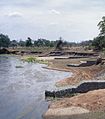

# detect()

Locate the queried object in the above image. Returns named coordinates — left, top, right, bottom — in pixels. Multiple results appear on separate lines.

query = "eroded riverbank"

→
left=42, top=56, right=105, bottom=119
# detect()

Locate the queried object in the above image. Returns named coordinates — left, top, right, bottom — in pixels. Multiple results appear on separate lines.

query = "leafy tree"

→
left=98, top=16, right=105, bottom=36
left=80, top=40, right=92, bottom=47
left=92, top=36, right=105, bottom=51
left=10, top=40, right=18, bottom=48
left=50, top=41, right=55, bottom=47
left=55, top=37, right=63, bottom=50
left=18, top=40, right=26, bottom=47
left=34, top=38, right=51, bottom=47
left=92, top=16, right=105, bottom=51
left=36, top=39, right=44, bottom=46
left=44, top=39, right=50, bottom=47
left=0, top=34, right=10, bottom=48
left=26, top=37, right=33, bottom=47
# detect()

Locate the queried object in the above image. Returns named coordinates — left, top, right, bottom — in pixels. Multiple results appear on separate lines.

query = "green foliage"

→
left=0, top=34, right=10, bottom=48
left=24, top=57, right=36, bottom=62
left=34, top=38, right=55, bottom=47
left=10, top=40, right=18, bottom=47
left=80, top=40, right=92, bottom=47
left=18, top=40, right=26, bottom=47
left=98, top=16, right=105, bottom=36
left=92, top=36, right=105, bottom=51
left=0, top=33, right=86, bottom=49
left=23, top=57, right=48, bottom=64
left=92, top=16, right=105, bottom=51
left=26, top=37, right=33, bottom=47
left=55, top=37, right=63, bottom=50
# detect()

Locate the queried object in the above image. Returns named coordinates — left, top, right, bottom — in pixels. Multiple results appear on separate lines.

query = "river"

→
left=0, top=56, right=71, bottom=119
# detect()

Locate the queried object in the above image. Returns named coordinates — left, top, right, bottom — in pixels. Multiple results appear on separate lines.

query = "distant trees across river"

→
left=0, top=16, right=105, bottom=51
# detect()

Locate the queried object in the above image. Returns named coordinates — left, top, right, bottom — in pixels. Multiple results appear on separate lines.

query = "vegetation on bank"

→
left=22, top=56, right=49, bottom=64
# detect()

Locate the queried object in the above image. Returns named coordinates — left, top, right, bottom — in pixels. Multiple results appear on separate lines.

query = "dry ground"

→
left=50, top=89, right=105, bottom=111
left=44, top=89, right=105, bottom=119
left=44, top=57, right=105, bottom=119
left=48, top=58, right=105, bottom=86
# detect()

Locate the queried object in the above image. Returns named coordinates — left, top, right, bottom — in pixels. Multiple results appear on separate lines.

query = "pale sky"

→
left=0, top=0, right=105, bottom=42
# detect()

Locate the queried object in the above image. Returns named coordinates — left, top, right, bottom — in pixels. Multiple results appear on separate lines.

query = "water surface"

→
left=0, top=56, right=71, bottom=119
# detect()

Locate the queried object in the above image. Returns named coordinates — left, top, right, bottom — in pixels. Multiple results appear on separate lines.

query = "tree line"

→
left=0, top=35, right=77, bottom=48
left=0, top=16, right=105, bottom=51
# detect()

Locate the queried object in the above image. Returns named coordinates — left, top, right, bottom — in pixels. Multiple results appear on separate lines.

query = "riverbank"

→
left=3, top=51, right=105, bottom=118
left=42, top=57, right=105, bottom=119
left=21, top=55, right=105, bottom=87
left=44, top=89, right=105, bottom=119
left=47, top=58, right=105, bottom=86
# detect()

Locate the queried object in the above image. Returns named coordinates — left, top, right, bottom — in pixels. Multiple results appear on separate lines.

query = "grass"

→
left=22, top=56, right=49, bottom=64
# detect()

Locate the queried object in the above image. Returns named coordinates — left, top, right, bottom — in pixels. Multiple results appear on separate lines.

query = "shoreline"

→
left=47, top=62, right=105, bottom=86
left=3, top=54, right=105, bottom=118
left=42, top=57, right=105, bottom=119
left=20, top=54, right=105, bottom=86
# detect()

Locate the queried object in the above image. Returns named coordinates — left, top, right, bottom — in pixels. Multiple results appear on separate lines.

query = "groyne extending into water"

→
left=45, top=81, right=105, bottom=98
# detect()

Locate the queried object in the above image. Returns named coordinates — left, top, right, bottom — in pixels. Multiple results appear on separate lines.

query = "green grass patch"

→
left=22, top=56, right=48, bottom=64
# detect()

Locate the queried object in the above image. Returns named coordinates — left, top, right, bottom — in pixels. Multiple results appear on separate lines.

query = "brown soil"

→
left=44, top=58, right=105, bottom=118
left=48, top=58, right=105, bottom=86
left=49, top=89, right=105, bottom=112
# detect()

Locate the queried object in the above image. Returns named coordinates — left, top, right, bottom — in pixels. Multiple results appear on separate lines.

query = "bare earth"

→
left=49, top=89, right=105, bottom=111
left=43, top=57, right=105, bottom=119
left=44, top=106, right=89, bottom=119
left=47, top=58, right=105, bottom=86
left=44, top=89, right=105, bottom=119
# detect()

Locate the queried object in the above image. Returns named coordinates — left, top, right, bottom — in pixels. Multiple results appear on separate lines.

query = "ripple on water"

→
left=0, top=56, right=71, bottom=119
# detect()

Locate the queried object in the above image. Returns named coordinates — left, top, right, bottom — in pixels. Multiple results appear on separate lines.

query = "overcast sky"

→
left=0, top=0, right=105, bottom=42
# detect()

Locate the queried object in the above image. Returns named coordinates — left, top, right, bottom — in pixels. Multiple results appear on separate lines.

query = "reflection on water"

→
left=0, top=56, right=71, bottom=119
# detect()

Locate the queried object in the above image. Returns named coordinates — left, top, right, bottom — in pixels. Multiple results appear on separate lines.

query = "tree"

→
left=92, top=16, right=105, bottom=51
left=34, top=39, right=42, bottom=47
left=26, top=37, right=33, bottom=47
left=0, top=34, right=10, bottom=48
left=44, top=39, right=51, bottom=47
left=50, top=41, right=55, bottom=47
left=18, top=40, right=26, bottom=47
left=55, top=37, right=63, bottom=50
left=98, top=16, right=105, bottom=36
left=92, top=36, right=105, bottom=51
left=34, top=38, right=51, bottom=47
left=10, top=40, right=18, bottom=48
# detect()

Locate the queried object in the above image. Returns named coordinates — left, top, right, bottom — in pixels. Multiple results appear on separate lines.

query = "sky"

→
left=0, top=0, right=105, bottom=42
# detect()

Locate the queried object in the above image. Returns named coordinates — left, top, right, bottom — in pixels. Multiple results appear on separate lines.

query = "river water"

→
left=0, top=56, right=71, bottom=119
